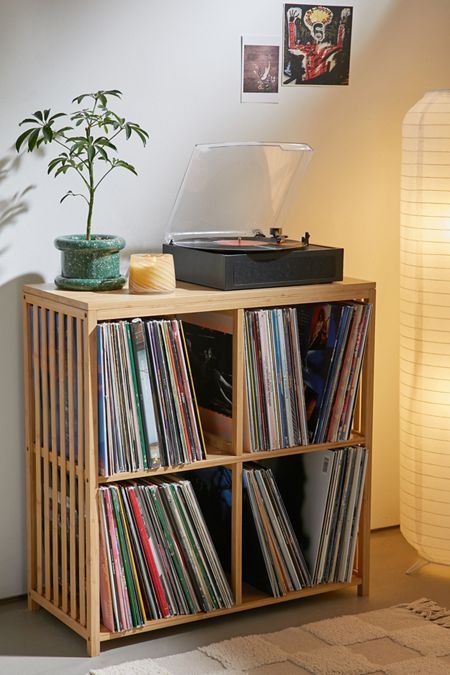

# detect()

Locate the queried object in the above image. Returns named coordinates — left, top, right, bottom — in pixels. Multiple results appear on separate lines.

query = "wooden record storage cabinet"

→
left=22, top=278, right=375, bottom=656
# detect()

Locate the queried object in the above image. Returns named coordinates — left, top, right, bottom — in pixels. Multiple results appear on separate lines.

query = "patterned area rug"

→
left=90, top=598, right=450, bottom=675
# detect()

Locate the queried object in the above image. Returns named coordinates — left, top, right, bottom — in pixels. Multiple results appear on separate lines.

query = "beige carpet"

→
left=90, top=598, right=450, bottom=675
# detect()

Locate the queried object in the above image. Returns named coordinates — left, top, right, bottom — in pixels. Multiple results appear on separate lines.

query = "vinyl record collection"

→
left=99, top=476, right=234, bottom=632
left=243, top=303, right=372, bottom=451
left=299, top=445, right=368, bottom=585
left=189, top=452, right=367, bottom=600
left=243, top=464, right=311, bottom=597
left=95, top=300, right=371, bottom=614
left=297, top=302, right=372, bottom=444
left=244, top=308, right=308, bottom=451
left=97, top=318, right=205, bottom=476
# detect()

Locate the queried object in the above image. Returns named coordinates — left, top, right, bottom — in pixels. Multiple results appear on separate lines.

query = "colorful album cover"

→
left=297, top=303, right=343, bottom=441
left=283, top=4, right=353, bottom=86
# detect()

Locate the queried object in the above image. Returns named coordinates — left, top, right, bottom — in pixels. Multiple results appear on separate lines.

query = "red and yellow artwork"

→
left=283, top=4, right=353, bottom=86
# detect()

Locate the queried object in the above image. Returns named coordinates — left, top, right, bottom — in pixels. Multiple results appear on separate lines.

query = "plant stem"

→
left=86, top=144, right=95, bottom=240
left=94, top=165, right=115, bottom=191
left=85, top=100, right=97, bottom=240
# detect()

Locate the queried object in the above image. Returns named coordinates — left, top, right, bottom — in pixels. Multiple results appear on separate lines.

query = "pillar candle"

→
left=128, top=253, right=176, bottom=294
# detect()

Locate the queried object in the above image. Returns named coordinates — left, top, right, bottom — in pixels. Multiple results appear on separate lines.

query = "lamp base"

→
left=405, top=557, right=429, bottom=576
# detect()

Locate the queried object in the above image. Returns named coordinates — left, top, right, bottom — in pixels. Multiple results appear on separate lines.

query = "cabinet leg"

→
left=87, top=635, right=100, bottom=657
left=358, top=577, right=370, bottom=597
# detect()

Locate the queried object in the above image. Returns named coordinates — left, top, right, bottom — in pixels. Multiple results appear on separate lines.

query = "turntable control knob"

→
left=302, top=231, right=311, bottom=246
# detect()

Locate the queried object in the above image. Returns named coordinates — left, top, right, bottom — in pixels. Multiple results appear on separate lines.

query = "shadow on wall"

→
left=0, top=151, right=35, bottom=268
left=0, top=273, right=44, bottom=599
left=0, top=152, right=42, bottom=597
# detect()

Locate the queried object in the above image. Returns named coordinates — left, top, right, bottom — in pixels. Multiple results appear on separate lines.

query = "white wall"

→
left=1, top=0, right=449, bottom=598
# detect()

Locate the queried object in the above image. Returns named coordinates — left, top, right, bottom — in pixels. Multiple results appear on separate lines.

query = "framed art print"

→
left=283, top=4, right=353, bottom=86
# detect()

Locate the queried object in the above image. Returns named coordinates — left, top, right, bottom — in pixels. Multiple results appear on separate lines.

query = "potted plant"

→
left=15, top=89, right=149, bottom=290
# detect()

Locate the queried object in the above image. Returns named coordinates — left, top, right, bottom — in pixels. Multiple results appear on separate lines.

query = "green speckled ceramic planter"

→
left=54, top=234, right=126, bottom=291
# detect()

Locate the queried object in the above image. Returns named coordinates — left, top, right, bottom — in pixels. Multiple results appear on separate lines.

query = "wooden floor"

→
left=1, top=528, right=450, bottom=674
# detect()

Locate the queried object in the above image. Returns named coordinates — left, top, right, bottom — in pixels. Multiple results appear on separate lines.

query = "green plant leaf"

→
left=72, top=93, right=93, bottom=104
left=42, top=125, right=53, bottom=142
left=15, top=128, right=35, bottom=152
left=87, top=145, right=95, bottom=162
left=60, top=190, right=88, bottom=204
left=95, top=138, right=117, bottom=151
left=60, top=190, right=74, bottom=203
left=69, top=135, right=89, bottom=143
left=129, top=122, right=149, bottom=136
left=69, top=139, right=89, bottom=156
left=115, top=160, right=137, bottom=175
left=53, top=126, right=73, bottom=139
left=109, top=111, right=125, bottom=127
left=128, top=123, right=150, bottom=144
left=19, top=117, right=40, bottom=126
left=27, top=128, right=40, bottom=151
left=33, top=110, right=44, bottom=121
left=70, top=146, right=86, bottom=158
left=96, top=146, right=109, bottom=161
left=130, top=126, right=149, bottom=146
left=48, top=157, right=65, bottom=174
left=104, top=89, right=122, bottom=98
left=55, top=165, right=71, bottom=177
left=48, top=112, right=67, bottom=123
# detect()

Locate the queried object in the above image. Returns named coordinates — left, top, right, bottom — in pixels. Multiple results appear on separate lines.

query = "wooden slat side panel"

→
left=32, top=305, right=43, bottom=596
left=68, top=316, right=77, bottom=620
left=40, top=308, right=51, bottom=601
left=77, top=317, right=86, bottom=626
left=48, top=310, right=59, bottom=608
left=59, top=313, right=68, bottom=613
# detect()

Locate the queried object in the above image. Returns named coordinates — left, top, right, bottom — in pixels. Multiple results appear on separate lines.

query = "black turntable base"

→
left=162, top=241, right=344, bottom=291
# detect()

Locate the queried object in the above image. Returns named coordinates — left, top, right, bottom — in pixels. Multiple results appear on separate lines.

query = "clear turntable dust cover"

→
left=165, top=142, right=313, bottom=249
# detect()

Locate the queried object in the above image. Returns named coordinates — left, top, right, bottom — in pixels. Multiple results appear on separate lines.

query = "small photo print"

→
left=241, top=35, right=280, bottom=103
left=283, top=4, right=353, bottom=86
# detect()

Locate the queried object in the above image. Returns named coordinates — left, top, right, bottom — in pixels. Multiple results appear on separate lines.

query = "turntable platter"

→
left=174, top=236, right=307, bottom=253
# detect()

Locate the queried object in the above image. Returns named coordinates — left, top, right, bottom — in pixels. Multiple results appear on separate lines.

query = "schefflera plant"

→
left=15, top=89, right=149, bottom=240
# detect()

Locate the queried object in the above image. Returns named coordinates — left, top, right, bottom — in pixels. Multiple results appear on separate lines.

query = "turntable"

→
left=163, top=142, right=343, bottom=291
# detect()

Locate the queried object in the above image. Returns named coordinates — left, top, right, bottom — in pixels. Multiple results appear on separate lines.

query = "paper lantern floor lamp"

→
left=400, top=90, right=450, bottom=566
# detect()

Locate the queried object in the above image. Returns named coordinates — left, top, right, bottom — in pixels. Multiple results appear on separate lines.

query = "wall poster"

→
left=241, top=34, right=281, bottom=103
left=283, top=5, right=353, bottom=86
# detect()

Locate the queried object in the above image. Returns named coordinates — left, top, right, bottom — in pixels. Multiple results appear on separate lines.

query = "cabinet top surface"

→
left=23, top=278, right=375, bottom=317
